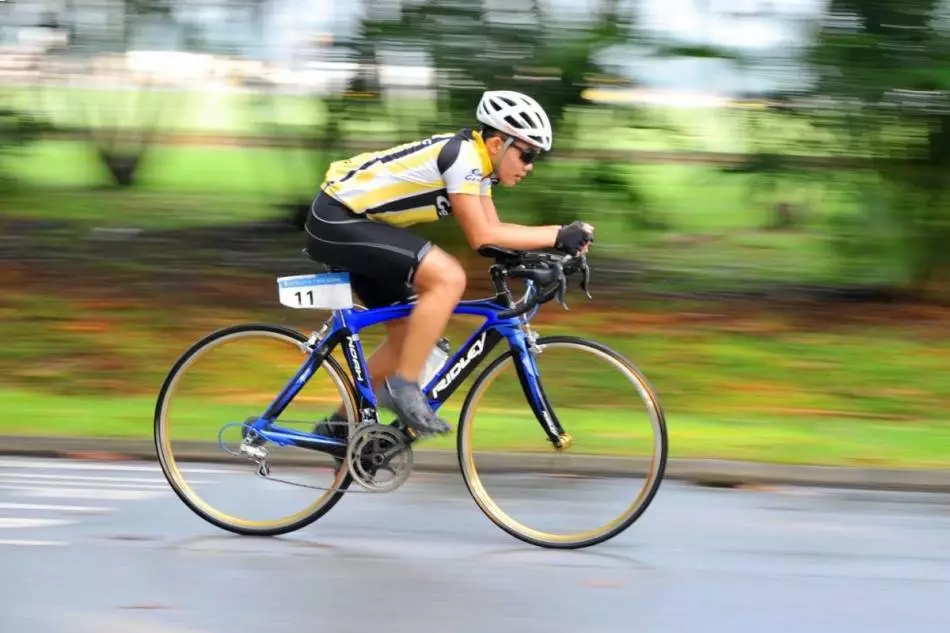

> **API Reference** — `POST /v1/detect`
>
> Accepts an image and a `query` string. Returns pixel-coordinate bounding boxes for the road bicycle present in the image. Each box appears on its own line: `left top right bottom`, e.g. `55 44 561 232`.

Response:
154 245 668 549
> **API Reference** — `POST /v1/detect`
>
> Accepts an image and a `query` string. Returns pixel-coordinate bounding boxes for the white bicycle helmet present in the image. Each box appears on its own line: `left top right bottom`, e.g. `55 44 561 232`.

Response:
476 90 553 152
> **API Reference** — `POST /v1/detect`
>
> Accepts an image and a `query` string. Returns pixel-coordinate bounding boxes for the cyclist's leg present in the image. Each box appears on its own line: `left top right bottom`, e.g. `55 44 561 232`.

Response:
394 247 465 381
366 318 410 395
326 318 409 417
314 318 408 439
304 193 452 434
373 246 463 435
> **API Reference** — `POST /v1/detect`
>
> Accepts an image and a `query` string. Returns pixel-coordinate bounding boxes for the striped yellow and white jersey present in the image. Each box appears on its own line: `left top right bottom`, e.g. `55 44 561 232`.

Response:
320 128 494 227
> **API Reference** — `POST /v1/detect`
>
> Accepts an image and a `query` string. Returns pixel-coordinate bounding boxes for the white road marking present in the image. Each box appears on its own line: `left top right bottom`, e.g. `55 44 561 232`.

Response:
0 473 195 485
0 480 169 491
11 487 167 500
0 458 239 475
0 502 111 513
0 539 66 546
0 459 199 541
0 517 75 529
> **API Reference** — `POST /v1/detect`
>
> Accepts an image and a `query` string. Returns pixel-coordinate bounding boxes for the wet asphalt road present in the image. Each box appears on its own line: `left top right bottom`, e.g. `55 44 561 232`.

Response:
1 456 947 633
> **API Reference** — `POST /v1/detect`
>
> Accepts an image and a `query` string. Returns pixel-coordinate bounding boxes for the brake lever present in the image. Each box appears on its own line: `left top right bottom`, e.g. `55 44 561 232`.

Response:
580 260 592 300
555 265 569 310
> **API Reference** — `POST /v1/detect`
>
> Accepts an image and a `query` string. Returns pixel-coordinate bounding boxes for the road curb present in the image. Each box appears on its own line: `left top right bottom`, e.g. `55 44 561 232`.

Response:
1 435 949 492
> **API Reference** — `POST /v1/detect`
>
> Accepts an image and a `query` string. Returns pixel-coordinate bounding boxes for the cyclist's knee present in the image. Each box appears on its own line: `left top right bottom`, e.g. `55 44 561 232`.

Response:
415 247 466 298
441 260 467 298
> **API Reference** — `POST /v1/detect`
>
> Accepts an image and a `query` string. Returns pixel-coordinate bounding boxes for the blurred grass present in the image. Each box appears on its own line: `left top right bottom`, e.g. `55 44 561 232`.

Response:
3 96 945 467
1 387 948 468
0 288 948 467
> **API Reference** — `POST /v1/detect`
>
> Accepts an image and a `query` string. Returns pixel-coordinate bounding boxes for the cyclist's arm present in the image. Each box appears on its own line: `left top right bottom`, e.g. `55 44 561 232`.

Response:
442 141 559 250
482 194 501 225
451 193 559 250
481 193 541 230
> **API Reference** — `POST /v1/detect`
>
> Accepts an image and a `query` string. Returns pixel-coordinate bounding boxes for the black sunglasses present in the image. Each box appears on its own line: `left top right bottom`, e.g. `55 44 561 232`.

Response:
515 146 540 164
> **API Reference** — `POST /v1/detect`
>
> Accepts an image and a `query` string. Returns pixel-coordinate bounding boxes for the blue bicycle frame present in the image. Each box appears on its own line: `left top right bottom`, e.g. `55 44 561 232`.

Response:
243 280 568 458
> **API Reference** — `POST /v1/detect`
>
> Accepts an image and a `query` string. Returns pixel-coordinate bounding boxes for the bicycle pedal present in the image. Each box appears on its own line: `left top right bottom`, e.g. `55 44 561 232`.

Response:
382 418 418 441
397 422 451 441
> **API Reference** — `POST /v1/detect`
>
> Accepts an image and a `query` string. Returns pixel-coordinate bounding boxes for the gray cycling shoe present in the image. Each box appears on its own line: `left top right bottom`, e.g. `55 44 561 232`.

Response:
382 375 451 436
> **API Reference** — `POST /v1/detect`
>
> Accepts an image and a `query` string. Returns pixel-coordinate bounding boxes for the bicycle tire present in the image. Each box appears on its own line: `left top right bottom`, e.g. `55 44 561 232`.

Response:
456 335 668 549
154 322 358 536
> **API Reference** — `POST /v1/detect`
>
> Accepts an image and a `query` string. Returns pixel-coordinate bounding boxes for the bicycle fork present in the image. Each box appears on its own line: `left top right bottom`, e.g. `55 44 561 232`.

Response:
509 328 574 450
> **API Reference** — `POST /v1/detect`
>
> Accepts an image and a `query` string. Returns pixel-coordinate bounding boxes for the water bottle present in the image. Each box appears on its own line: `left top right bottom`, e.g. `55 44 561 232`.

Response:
419 337 451 387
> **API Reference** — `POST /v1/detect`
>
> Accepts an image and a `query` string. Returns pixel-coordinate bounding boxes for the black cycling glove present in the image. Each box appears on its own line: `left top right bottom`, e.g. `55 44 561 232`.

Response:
554 220 593 255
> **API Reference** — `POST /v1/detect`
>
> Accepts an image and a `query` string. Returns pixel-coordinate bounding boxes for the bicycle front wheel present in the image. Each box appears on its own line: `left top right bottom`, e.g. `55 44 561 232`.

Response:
154 323 358 536
457 335 668 549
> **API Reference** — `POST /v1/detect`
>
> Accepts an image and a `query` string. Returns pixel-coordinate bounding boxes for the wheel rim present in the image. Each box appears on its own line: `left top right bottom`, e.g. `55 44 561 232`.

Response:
156 328 357 531
459 340 666 546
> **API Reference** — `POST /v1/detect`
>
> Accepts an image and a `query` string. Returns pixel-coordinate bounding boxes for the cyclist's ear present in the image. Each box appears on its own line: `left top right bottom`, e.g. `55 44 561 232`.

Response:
483 135 504 157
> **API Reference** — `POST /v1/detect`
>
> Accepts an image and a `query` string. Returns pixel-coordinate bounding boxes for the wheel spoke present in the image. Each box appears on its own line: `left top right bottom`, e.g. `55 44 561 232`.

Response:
154 324 359 536
456 336 668 549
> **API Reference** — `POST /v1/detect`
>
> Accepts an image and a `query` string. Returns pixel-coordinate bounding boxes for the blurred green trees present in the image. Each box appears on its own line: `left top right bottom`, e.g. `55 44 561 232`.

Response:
6 0 950 299
807 0 950 298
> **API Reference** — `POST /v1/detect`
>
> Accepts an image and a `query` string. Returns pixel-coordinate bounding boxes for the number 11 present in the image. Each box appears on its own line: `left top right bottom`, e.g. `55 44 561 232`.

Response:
294 290 314 305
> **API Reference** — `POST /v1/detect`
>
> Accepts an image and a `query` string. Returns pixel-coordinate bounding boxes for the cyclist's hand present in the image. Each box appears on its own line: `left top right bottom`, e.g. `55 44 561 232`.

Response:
555 220 594 255
579 222 594 254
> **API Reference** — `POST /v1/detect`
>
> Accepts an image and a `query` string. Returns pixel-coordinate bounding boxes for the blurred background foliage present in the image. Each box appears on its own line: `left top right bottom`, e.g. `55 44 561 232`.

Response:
2 0 950 466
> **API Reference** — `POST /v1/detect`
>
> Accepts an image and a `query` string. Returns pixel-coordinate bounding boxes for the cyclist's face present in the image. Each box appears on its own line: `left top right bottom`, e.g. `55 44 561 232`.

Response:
497 140 539 186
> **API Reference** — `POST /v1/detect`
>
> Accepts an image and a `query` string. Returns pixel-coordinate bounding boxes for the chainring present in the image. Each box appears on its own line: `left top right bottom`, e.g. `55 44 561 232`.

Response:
345 424 413 492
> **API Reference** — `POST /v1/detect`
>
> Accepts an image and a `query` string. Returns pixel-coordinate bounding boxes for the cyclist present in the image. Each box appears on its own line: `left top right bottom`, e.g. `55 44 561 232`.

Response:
305 89 594 438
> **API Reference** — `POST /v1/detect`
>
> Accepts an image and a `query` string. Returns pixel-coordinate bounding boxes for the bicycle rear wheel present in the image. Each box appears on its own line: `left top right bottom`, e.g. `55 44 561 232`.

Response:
457 335 667 549
154 323 358 536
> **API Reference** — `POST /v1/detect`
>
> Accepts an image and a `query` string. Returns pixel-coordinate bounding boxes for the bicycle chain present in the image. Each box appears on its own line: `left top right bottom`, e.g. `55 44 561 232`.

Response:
246 421 414 494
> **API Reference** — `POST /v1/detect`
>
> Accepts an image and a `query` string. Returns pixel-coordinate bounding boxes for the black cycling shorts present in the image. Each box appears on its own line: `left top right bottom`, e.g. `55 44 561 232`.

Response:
304 192 432 308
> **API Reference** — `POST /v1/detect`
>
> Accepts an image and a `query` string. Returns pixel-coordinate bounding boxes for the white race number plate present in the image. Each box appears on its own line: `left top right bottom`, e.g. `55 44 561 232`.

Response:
276 272 353 309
